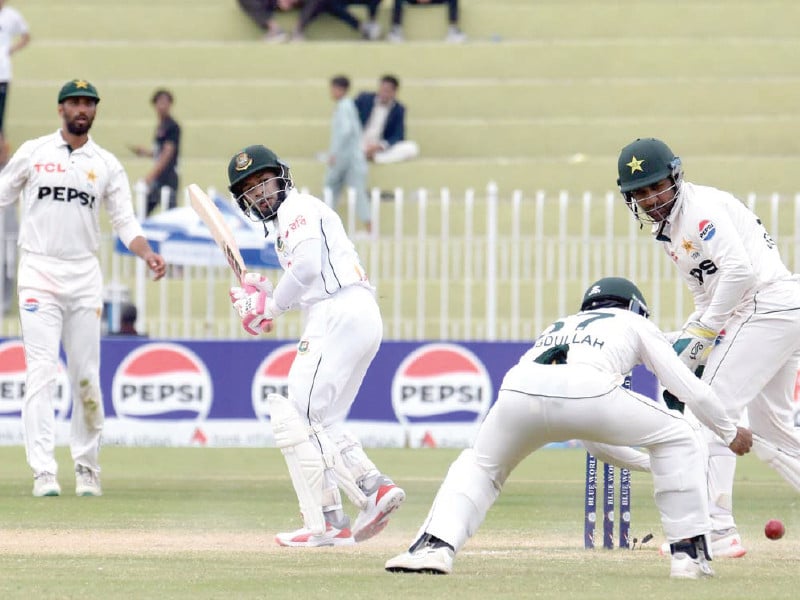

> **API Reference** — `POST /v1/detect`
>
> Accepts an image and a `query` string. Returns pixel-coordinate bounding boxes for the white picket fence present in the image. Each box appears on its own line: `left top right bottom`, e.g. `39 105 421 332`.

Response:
2 185 800 340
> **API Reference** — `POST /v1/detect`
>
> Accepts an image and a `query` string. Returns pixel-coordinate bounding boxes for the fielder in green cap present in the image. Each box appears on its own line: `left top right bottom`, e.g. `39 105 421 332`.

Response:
0 75 167 500
616 136 800 560
57 79 100 104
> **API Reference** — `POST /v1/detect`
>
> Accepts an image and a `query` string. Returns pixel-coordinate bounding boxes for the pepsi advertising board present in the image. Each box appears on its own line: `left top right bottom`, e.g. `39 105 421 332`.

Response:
0 338 664 448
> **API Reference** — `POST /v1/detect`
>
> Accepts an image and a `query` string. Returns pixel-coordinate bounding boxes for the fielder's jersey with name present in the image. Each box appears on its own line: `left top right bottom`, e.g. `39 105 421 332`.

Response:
514 307 736 443
0 130 144 259
0 6 28 81
268 188 370 308
655 182 791 332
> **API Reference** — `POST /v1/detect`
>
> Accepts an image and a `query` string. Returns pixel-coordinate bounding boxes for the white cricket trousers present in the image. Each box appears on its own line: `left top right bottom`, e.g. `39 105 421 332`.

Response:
702 277 800 530
288 284 384 506
415 363 711 552
17 252 104 476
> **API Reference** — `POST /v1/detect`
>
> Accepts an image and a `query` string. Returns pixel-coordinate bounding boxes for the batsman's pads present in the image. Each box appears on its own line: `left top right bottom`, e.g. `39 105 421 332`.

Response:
331 430 373 510
268 393 327 535
230 273 274 335
672 321 717 370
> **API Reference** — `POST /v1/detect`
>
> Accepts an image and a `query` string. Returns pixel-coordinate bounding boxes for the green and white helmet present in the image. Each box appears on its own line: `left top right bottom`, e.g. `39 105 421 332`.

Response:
227 144 293 222
617 138 683 224
580 277 649 318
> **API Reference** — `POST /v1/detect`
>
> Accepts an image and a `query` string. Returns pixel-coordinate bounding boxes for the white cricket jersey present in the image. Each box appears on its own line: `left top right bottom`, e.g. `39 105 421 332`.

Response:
655 182 792 332
0 5 28 81
515 307 737 444
268 188 371 309
0 130 144 259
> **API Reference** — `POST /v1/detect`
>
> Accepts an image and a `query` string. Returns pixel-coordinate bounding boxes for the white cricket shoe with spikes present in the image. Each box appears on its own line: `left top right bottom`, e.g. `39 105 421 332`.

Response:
669 535 715 579
275 520 355 548
385 545 454 575
32 472 61 497
385 534 455 574
353 481 406 542
709 527 747 558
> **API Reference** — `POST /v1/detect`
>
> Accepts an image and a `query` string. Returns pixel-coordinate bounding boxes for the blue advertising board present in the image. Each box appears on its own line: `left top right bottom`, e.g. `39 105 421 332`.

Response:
0 338 658 447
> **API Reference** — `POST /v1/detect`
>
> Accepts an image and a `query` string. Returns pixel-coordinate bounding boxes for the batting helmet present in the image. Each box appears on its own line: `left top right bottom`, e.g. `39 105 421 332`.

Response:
227 144 293 222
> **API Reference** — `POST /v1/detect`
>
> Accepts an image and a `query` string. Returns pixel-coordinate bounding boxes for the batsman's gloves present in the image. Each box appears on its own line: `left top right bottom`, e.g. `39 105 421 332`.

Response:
672 320 717 370
230 273 275 335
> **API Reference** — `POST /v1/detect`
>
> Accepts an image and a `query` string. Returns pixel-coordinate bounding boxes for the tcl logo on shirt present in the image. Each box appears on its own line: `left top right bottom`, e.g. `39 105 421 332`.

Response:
34 162 66 173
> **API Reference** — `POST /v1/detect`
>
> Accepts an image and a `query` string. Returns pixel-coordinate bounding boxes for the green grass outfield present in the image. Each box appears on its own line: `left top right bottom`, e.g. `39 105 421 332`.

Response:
0 446 797 599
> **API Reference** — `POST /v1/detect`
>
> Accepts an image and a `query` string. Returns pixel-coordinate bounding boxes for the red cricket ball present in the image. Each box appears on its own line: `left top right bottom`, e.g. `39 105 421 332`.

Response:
764 519 785 540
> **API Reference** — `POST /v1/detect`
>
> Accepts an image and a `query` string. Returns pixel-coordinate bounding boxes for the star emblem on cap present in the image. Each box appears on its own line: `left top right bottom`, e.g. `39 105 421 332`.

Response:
75 79 90 89
626 155 645 174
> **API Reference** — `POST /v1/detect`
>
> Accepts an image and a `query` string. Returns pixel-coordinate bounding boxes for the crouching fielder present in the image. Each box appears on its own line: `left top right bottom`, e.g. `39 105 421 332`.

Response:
385 277 752 579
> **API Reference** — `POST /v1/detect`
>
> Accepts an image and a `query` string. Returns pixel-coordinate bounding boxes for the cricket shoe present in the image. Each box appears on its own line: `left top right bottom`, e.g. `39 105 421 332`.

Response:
385 534 455 574
352 480 406 542
32 472 61 497
75 465 103 497
709 527 747 558
275 519 355 548
669 535 715 579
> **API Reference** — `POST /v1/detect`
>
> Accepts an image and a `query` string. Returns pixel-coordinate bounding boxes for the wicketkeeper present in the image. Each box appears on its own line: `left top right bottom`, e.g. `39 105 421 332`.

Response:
617 137 800 558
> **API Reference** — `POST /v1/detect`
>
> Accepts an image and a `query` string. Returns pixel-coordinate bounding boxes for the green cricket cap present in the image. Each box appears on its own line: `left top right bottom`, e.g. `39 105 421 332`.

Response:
57 79 101 104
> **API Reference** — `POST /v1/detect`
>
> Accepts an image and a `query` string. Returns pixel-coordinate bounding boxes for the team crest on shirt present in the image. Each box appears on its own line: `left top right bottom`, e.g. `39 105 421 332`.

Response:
698 219 716 241
681 238 696 254
234 152 252 171
297 340 310 354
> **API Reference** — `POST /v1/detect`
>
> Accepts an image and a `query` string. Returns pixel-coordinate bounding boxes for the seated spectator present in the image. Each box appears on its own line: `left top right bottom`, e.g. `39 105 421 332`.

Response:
388 0 466 43
237 0 301 42
355 75 419 164
291 0 382 41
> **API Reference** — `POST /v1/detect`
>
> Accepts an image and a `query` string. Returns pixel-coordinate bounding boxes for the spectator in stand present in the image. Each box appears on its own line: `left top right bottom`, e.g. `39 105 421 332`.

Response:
237 0 300 43
325 75 370 234
290 0 382 41
387 0 466 43
355 74 419 164
129 89 181 216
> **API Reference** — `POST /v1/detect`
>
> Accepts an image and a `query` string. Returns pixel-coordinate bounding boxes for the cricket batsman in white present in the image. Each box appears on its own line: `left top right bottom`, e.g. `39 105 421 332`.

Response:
385 277 752 579
224 144 404 546
617 137 800 558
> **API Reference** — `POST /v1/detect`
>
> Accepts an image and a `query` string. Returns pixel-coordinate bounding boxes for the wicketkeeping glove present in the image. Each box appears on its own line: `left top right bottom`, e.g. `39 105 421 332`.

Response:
672 320 718 370
229 273 275 335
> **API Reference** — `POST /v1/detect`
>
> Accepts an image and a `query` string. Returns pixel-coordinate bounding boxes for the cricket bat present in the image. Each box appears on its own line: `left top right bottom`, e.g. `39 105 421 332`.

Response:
188 183 248 284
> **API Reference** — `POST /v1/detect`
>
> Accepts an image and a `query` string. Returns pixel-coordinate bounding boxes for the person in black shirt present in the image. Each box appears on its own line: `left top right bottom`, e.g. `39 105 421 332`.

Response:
130 89 181 215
